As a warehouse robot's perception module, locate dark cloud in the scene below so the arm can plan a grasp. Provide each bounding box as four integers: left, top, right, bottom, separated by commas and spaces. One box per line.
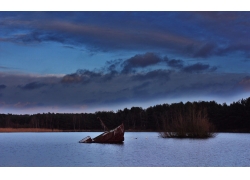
105, 59, 122, 73
0, 65, 17, 70
15, 31, 43, 43
193, 43, 217, 58
132, 69, 171, 81
18, 82, 47, 90
164, 57, 184, 69
62, 45, 75, 49
182, 63, 217, 73
0, 41, 249, 115
102, 72, 118, 81
0, 69, 248, 114
0, 13, 197, 52
121, 52, 161, 73
61, 73, 83, 83
209, 66, 218, 72
61, 53, 218, 85
61, 69, 102, 84
0, 84, 6, 89
1, 12, 250, 59
183, 43, 218, 58
216, 43, 250, 56
0, 66, 9, 69
12, 31, 67, 45
164, 56, 217, 73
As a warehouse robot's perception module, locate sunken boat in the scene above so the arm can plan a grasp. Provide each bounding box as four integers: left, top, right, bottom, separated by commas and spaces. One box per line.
79, 118, 124, 143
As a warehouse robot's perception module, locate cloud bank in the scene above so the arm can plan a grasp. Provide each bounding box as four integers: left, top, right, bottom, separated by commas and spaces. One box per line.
1, 12, 250, 58
0, 52, 249, 114
1, 12, 250, 113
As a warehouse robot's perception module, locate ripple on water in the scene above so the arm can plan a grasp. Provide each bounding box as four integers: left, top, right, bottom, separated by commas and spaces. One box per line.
0, 132, 250, 166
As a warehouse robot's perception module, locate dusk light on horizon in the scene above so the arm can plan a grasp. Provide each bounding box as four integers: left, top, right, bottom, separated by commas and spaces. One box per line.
1, 11, 250, 114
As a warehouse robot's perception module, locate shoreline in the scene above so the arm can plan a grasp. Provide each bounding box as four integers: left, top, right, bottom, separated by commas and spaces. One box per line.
0, 128, 63, 132
0, 128, 157, 133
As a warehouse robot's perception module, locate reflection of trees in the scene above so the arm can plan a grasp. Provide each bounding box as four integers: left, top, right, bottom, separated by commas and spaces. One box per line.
0, 97, 250, 132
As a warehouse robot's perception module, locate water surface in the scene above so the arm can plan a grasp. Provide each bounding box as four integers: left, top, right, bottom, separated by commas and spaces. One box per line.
0, 132, 250, 166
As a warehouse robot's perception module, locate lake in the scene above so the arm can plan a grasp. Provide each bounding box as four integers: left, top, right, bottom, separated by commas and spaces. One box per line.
0, 132, 250, 167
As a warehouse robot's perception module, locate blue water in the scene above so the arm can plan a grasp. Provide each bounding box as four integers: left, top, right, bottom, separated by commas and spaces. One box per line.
0, 132, 250, 167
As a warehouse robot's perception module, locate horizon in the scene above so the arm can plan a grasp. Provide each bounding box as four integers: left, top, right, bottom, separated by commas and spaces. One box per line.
1, 11, 250, 115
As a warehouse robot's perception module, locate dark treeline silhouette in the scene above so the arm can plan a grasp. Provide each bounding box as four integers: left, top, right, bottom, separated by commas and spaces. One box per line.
0, 97, 250, 132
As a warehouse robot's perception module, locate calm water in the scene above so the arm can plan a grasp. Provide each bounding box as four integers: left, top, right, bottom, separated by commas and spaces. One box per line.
0, 132, 250, 167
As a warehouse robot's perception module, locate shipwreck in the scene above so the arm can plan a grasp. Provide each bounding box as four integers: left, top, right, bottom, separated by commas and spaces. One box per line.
79, 117, 125, 143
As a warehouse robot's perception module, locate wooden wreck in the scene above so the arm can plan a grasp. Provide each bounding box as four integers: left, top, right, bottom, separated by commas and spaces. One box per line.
79, 118, 124, 143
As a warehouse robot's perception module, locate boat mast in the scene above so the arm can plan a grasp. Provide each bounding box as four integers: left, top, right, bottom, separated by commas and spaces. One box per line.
97, 117, 109, 131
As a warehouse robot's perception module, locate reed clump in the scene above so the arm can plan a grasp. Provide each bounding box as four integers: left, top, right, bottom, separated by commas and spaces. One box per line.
159, 104, 215, 138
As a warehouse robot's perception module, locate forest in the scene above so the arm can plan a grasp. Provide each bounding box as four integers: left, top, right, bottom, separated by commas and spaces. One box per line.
0, 97, 250, 133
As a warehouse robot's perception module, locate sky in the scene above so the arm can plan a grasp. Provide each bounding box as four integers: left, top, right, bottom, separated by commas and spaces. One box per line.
1, 10, 250, 114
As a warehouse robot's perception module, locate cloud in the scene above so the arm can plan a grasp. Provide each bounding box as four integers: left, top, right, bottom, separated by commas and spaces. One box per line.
132, 69, 171, 81
18, 82, 47, 90
9, 31, 66, 45
0, 50, 248, 114
61, 53, 218, 87
2, 11, 250, 60
216, 43, 250, 56
0, 84, 6, 89
105, 59, 122, 72
120, 53, 218, 74
62, 45, 75, 49
0, 13, 198, 54
121, 52, 162, 73
0, 66, 9, 69
193, 43, 217, 58
0, 69, 248, 114
61, 69, 102, 84
164, 57, 184, 69
61, 73, 83, 83
182, 63, 217, 73
0, 65, 15, 70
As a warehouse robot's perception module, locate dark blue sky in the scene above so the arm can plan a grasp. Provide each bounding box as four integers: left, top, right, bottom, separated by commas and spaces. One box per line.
1, 11, 250, 114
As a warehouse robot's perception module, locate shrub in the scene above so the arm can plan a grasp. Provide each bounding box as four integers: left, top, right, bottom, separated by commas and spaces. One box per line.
159, 104, 215, 138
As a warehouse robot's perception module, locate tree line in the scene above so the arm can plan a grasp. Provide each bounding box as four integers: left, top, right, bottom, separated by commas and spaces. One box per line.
0, 97, 250, 132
